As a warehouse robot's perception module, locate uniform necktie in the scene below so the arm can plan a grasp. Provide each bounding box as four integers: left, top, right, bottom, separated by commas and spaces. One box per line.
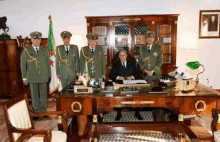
66, 47, 69, 54
147, 46, 150, 53
122, 62, 126, 70
91, 48, 94, 54
36, 48, 38, 54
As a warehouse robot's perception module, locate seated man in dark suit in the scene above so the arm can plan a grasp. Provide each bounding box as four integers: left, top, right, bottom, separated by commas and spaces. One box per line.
110, 50, 139, 81
110, 50, 143, 121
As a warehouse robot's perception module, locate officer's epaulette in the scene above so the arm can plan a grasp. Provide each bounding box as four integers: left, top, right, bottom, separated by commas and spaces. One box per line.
57, 45, 63, 48
56, 45, 64, 50
70, 44, 77, 47
82, 46, 87, 48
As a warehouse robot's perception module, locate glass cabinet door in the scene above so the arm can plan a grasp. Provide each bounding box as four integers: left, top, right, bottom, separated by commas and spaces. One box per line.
92, 26, 108, 57
114, 24, 130, 55
156, 23, 173, 65
134, 23, 149, 58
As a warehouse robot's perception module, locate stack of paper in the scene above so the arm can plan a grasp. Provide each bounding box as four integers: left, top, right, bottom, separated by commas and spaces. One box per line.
123, 80, 147, 84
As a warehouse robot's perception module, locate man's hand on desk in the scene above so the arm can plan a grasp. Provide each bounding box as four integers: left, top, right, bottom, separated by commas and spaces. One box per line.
126, 76, 134, 80
102, 75, 106, 80
145, 70, 153, 76
118, 76, 125, 80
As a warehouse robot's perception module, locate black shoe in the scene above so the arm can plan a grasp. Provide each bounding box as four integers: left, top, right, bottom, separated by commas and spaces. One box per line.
44, 115, 49, 118
135, 112, 143, 120
115, 114, 122, 121
33, 116, 40, 120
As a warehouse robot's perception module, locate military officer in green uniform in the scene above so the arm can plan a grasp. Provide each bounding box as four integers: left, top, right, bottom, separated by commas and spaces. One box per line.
20, 31, 51, 113
80, 32, 106, 80
56, 31, 79, 89
138, 31, 163, 84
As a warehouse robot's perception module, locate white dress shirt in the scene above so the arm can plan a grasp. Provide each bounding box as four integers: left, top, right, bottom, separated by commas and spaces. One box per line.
147, 44, 153, 50
32, 44, 39, 54
89, 46, 95, 53
64, 45, 70, 52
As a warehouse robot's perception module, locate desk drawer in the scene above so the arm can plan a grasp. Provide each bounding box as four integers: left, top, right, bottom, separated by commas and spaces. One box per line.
97, 97, 180, 110
58, 98, 93, 116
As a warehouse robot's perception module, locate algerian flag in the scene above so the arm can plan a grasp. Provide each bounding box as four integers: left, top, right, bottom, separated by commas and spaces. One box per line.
48, 15, 59, 94
83, 63, 90, 82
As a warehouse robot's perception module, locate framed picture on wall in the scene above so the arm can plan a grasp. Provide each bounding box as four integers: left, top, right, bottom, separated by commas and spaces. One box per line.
199, 10, 220, 38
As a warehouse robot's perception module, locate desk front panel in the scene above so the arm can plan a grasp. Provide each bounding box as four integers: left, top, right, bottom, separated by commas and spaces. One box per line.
56, 95, 217, 116
96, 97, 181, 114
57, 98, 93, 116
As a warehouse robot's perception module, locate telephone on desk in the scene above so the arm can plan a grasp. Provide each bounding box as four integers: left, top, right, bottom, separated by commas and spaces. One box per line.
102, 80, 115, 93
159, 71, 184, 87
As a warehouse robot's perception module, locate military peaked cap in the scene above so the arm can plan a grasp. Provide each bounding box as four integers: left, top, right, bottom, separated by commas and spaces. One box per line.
30, 31, 42, 39
60, 31, 72, 38
145, 31, 155, 37
86, 32, 98, 40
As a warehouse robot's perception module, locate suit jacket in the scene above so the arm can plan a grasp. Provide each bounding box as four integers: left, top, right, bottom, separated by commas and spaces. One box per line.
138, 44, 163, 80
208, 21, 218, 31
80, 46, 106, 80
109, 61, 139, 81
56, 45, 79, 80
20, 45, 51, 83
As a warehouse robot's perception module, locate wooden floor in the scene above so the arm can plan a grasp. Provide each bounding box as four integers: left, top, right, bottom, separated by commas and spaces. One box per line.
0, 98, 213, 142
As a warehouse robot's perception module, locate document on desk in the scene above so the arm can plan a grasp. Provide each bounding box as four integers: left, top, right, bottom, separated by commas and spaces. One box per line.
123, 80, 147, 84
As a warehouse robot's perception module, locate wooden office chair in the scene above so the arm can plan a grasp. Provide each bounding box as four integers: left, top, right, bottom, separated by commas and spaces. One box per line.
3, 94, 68, 142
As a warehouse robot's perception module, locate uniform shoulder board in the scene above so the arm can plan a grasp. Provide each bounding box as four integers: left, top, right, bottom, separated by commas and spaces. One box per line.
82, 46, 87, 50
72, 45, 78, 48
57, 45, 63, 48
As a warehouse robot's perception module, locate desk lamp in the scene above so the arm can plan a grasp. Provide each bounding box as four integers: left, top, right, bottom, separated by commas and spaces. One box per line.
182, 61, 205, 93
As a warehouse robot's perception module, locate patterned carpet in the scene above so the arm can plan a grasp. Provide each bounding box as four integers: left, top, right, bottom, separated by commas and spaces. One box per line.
103, 111, 154, 122
99, 133, 175, 142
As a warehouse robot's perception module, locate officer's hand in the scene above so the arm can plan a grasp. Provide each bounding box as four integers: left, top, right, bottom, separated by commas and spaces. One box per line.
23, 80, 28, 86
57, 75, 61, 80
145, 70, 153, 76
102, 75, 106, 80
119, 76, 125, 80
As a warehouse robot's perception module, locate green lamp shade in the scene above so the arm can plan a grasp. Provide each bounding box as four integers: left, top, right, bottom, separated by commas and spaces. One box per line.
186, 61, 200, 69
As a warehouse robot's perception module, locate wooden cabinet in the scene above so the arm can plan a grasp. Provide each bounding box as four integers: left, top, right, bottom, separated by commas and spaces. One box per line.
0, 38, 48, 98
86, 15, 179, 77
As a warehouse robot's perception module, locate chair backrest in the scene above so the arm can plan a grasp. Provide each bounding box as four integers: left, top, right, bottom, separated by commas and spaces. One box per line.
3, 94, 33, 142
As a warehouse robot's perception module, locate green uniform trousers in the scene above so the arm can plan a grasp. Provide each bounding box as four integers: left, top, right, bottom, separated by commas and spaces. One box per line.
29, 83, 47, 112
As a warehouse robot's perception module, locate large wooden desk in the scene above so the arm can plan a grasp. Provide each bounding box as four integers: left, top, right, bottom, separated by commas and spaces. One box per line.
55, 81, 220, 141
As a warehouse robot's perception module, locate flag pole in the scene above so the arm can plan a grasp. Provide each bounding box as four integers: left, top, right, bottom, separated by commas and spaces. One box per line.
48, 15, 52, 21
48, 15, 60, 94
